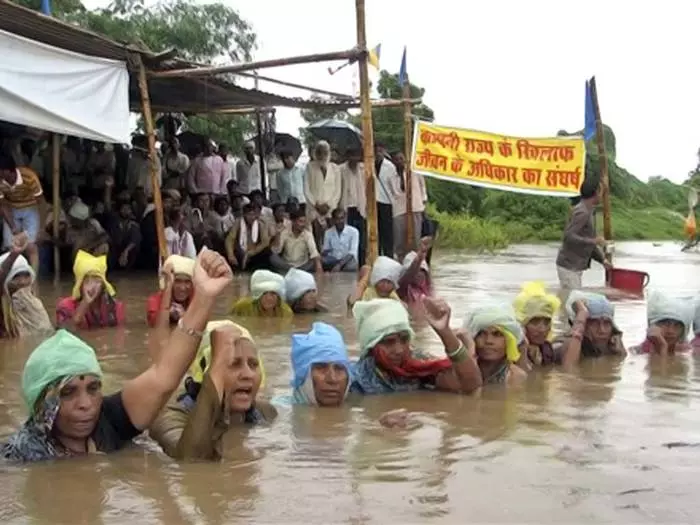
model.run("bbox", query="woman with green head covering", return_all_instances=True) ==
[1,249,234,462]
[350,296,482,395]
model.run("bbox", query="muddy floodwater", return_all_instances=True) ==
[2,241,700,524]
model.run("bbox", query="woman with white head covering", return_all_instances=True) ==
[304,140,342,248]
[284,268,327,313]
[0,233,52,337]
[146,254,196,327]
[631,290,693,355]
[230,269,293,318]
[559,290,626,368]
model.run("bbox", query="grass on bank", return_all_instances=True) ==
[430,206,685,252]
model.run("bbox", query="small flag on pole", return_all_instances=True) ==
[398,46,408,86]
[40,0,51,15]
[584,77,596,141]
[368,44,381,70]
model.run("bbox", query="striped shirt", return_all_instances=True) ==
[0,168,43,209]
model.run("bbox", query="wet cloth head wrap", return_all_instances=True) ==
[72,250,115,299]
[250,270,285,302]
[369,256,402,288]
[291,322,351,405]
[159,254,195,289]
[513,281,560,340]
[2,330,103,462]
[284,268,317,304]
[0,252,35,293]
[566,290,620,333]
[463,303,523,362]
[353,298,413,357]
[646,289,694,340]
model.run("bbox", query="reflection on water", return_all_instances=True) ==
[2,241,700,523]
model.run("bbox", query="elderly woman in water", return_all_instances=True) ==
[350,297,482,395]
[150,320,276,460]
[146,254,195,327]
[230,269,293,318]
[630,290,692,356]
[512,281,561,369]
[0,233,52,337]
[284,268,327,314]
[1,249,232,462]
[558,291,626,368]
[56,250,125,329]
[460,303,528,386]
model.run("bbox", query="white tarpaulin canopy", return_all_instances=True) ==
[0,28,130,144]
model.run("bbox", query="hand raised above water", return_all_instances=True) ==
[192,248,233,298]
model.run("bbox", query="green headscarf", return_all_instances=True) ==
[352,298,413,357]
[22,329,103,412]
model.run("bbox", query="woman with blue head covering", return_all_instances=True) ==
[290,322,351,406]
[631,290,692,356]
[559,290,626,368]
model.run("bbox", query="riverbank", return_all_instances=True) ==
[431,206,685,251]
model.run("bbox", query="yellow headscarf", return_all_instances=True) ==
[71,250,116,299]
[463,304,524,363]
[512,281,560,340]
[159,254,195,289]
[188,320,266,388]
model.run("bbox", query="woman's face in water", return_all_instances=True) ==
[656,319,684,347]
[259,291,279,312]
[54,375,103,443]
[585,318,613,346]
[475,327,507,361]
[172,275,193,304]
[374,279,395,297]
[525,316,551,346]
[7,271,32,295]
[374,331,411,367]
[298,290,318,311]
[212,333,262,414]
[310,363,349,407]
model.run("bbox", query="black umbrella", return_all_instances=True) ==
[307,119,362,154]
[250,132,302,159]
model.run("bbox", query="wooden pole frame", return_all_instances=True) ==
[151,49,361,78]
[355,0,378,266]
[402,81,414,252]
[254,72,267,196]
[589,78,613,248]
[51,133,61,283]
[134,53,168,262]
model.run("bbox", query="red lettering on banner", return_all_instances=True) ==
[497,140,513,157]
[521,168,542,185]
[463,138,494,156]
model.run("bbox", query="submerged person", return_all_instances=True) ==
[1,249,233,462]
[284,267,327,314]
[146,254,195,328]
[691,303,700,353]
[230,269,293,318]
[558,291,627,368]
[361,256,403,301]
[397,237,434,306]
[150,320,277,461]
[350,297,482,395]
[461,304,527,386]
[631,290,693,356]
[289,322,351,406]
[512,281,561,369]
[56,250,125,330]
[0,233,52,337]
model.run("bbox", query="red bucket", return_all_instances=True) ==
[606,268,650,294]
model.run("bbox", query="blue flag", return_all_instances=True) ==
[584,78,596,141]
[398,46,407,86]
[40,0,51,14]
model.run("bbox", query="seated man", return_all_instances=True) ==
[65,201,110,258]
[321,208,359,272]
[106,199,141,271]
[224,203,271,272]
[269,210,322,274]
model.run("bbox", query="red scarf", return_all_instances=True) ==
[373,347,452,378]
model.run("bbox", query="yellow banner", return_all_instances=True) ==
[411,121,586,197]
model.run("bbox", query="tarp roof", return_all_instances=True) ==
[0,0,361,114]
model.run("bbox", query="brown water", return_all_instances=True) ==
[2,241,700,524]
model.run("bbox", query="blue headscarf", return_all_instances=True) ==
[565,290,621,333]
[290,322,351,405]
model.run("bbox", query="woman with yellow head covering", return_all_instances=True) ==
[512,281,561,368]
[146,255,195,327]
[462,303,527,386]
[56,250,124,329]
[149,320,277,461]
[230,269,293,318]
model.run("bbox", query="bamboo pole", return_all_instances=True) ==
[134,54,168,261]
[402,82,414,251]
[151,49,361,78]
[51,133,61,283]
[355,0,378,266]
[254,72,267,196]
[589,77,613,249]
[238,72,354,100]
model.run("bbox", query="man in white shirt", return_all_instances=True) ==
[304,140,342,249]
[235,141,262,196]
[162,137,190,190]
[270,210,322,274]
[339,149,366,266]
[277,151,306,209]
[390,151,428,260]
[374,142,396,258]
[321,208,359,272]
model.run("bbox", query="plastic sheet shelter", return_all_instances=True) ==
[0,28,130,144]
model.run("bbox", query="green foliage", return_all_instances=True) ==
[15,0,258,146]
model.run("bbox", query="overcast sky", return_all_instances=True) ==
[90,0,700,182]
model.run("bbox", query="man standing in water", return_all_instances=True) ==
[555,177,610,292]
